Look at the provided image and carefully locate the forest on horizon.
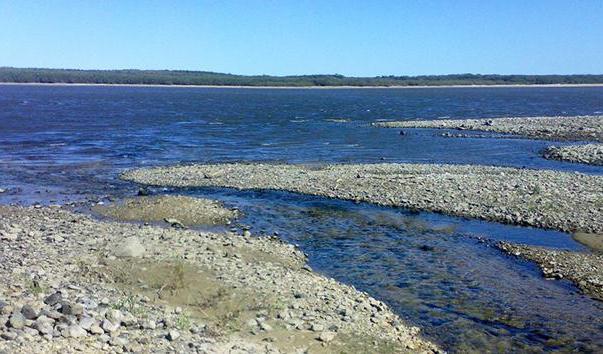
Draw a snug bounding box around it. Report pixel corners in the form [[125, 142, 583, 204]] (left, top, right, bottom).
[[2, 67, 603, 87]]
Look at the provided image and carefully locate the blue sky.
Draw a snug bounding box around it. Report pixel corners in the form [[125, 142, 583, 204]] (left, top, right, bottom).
[[1, 0, 602, 76]]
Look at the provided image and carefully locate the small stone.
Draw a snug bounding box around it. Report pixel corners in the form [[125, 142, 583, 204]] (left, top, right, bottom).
[[106, 309, 123, 324], [44, 292, 62, 306], [101, 319, 120, 333], [259, 322, 272, 332], [79, 317, 96, 330], [90, 324, 104, 335], [34, 316, 55, 335], [61, 302, 84, 316], [1, 331, 17, 340], [310, 323, 324, 332], [167, 329, 180, 341], [110, 336, 129, 347], [318, 331, 336, 343], [66, 324, 87, 338], [9, 312, 26, 329], [114, 237, 145, 258], [164, 218, 184, 228], [142, 319, 156, 330], [243, 230, 252, 237], [21, 305, 38, 320]]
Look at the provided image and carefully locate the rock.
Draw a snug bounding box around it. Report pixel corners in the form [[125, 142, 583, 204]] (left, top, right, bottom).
[[318, 331, 336, 343], [310, 323, 324, 332], [61, 302, 84, 316], [90, 324, 104, 335], [44, 292, 62, 306], [20, 305, 38, 320], [0, 331, 17, 340], [8, 312, 26, 329], [79, 317, 96, 330], [34, 316, 55, 335], [137, 187, 151, 196], [114, 237, 145, 258], [243, 230, 252, 237], [164, 218, 185, 228], [106, 309, 124, 324], [101, 319, 120, 333], [167, 329, 180, 341], [0, 188, 6, 193], [66, 324, 87, 338], [110, 336, 129, 347], [259, 322, 272, 332]]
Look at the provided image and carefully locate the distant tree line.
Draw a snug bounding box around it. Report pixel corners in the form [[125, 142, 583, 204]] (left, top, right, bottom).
[[1, 67, 603, 87]]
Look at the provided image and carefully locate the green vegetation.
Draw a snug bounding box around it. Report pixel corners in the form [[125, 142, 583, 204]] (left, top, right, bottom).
[[1, 67, 603, 87]]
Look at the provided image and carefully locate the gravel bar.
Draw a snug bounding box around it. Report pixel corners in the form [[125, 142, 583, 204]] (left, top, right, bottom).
[[498, 242, 603, 301], [122, 163, 603, 234], [374, 115, 603, 142], [0, 205, 438, 353], [543, 144, 603, 166]]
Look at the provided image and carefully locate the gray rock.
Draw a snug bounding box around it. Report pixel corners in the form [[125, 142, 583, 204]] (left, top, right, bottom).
[[167, 329, 180, 341], [106, 309, 123, 324], [0, 331, 17, 340], [65, 324, 87, 338], [101, 319, 120, 333], [60, 302, 84, 316], [8, 312, 26, 329], [318, 331, 336, 343], [90, 324, 104, 335], [33, 316, 55, 335], [20, 305, 38, 320], [79, 317, 96, 331], [44, 292, 62, 306], [114, 237, 145, 258]]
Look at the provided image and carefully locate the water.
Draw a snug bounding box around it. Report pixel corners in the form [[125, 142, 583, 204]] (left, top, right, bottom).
[[1, 84, 603, 352]]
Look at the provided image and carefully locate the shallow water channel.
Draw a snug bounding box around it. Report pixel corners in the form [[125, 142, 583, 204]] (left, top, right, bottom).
[[161, 187, 602, 353]]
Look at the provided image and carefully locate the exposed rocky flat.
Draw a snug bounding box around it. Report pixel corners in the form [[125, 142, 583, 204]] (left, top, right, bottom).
[[92, 195, 238, 226], [374, 115, 603, 142], [122, 163, 603, 234], [0, 205, 438, 353], [543, 144, 603, 166], [498, 242, 603, 301]]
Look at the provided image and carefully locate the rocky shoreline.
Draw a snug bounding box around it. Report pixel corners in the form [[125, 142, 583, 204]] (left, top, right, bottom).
[[122, 162, 603, 234], [543, 144, 603, 166], [498, 242, 603, 301], [374, 115, 603, 142], [0, 205, 438, 353]]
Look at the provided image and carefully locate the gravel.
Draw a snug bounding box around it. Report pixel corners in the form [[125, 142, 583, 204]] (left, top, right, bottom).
[[0, 205, 438, 353], [543, 144, 603, 166], [498, 242, 603, 301], [373, 115, 603, 142], [122, 163, 603, 234]]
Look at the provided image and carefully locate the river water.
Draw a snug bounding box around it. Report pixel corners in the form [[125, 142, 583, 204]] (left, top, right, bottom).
[[1, 84, 602, 352]]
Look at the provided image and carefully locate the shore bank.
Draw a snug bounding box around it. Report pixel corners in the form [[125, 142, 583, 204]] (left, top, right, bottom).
[[121, 163, 603, 234], [543, 144, 603, 166], [0, 205, 438, 353], [4, 82, 603, 89], [498, 242, 603, 301], [374, 115, 603, 142]]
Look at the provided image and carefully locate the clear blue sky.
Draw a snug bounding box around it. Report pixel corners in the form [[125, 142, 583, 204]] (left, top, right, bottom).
[[1, 0, 602, 76]]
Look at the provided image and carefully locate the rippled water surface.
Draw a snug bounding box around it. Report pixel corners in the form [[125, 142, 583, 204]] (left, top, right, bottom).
[[1, 85, 603, 352]]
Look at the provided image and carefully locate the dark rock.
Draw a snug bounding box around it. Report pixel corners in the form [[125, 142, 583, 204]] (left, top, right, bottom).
[[21, 305, 38, 320], [44, 292, 62, 306], [137, 187, 150, 196]]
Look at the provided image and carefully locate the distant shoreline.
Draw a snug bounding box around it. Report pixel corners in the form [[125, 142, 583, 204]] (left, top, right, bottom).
[[3, 82, 603, 89]]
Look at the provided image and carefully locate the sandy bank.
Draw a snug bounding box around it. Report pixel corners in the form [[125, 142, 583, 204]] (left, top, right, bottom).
[[543, 144, 603, 166], [498, 242, 603, 301], [0, 205, 438, 353], [374, 115, 603, 142], [92, 195, 237, 226], [121, 163, 603, 234]]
